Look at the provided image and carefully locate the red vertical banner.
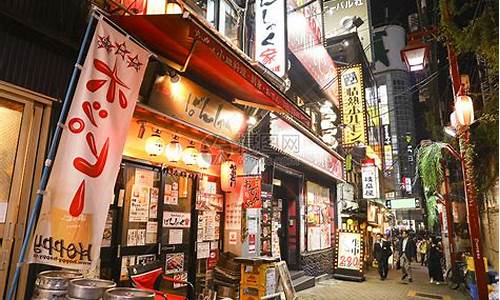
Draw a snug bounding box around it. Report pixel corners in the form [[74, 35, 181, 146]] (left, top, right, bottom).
[[29, 19, 149, 270], [242, 176, 262, 209]]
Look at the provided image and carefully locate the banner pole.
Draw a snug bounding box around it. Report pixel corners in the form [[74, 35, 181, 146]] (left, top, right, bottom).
[[6, 12, 97, 300]]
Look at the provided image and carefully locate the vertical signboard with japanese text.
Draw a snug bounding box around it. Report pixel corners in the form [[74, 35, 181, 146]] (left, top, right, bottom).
[[30, 19, 149, 269], [361, 160, 380, 199], [255, 0, 286, 77], [339, 65, 367, 146]]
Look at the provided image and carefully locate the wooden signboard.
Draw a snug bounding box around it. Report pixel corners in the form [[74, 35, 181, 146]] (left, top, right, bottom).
[[276, 261, 297, 300]]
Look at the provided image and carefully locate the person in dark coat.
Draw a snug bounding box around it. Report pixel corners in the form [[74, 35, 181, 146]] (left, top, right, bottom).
[[397, 230, 417, 282], [373, 233, 393, 280], [427, 237, 444, 284]]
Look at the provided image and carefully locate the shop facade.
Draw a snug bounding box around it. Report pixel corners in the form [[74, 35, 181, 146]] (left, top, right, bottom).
[[251, 114, 344, 277], [16, 5, 310, 299]]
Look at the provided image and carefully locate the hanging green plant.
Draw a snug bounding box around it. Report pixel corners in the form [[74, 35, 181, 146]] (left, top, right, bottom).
[[416, 142, 446, 193], [426, 194, 438, 229]]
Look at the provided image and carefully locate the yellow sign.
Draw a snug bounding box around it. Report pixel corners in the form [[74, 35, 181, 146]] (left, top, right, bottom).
[[339, 65, 367, 146]]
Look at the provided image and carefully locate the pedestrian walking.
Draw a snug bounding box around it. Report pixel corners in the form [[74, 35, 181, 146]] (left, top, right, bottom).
[[397, 230, 416, 282], [373, 233, 393, 280], [418, 237, 428, 266], [427, 237, 444, 284]]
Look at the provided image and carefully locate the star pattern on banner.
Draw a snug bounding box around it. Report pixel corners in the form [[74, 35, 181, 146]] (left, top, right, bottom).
[[97, 35, 114, 53], [126, 54, 143, 72], [114, 41, 130, 60]]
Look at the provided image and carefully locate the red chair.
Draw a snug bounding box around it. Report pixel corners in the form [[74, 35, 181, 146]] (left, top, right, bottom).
[[128, 261, 193, 300]]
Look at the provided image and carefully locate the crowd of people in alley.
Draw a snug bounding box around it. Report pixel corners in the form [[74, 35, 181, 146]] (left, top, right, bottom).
[[372, 230, 445, 284]]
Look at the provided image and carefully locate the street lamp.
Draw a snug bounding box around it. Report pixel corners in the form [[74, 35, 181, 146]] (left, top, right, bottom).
[[403, 26, 487, 297], [400, 38, 430, 72], [454, 95, 475, 126]]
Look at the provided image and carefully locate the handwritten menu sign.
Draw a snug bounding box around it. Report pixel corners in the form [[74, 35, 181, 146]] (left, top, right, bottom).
[[242, 176, 262, 208], [150, 75, 247, 142]]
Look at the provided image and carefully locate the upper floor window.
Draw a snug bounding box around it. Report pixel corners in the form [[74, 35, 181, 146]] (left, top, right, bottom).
[[219, 0, 241, 47]]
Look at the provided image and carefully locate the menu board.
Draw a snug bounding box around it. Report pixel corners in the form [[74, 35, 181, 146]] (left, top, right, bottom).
[[337, 231, 363, 271], [129, 184, 150, 222]]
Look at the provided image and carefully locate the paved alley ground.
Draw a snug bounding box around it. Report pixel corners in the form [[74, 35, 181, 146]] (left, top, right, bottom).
[[297, 264, 471, 300]]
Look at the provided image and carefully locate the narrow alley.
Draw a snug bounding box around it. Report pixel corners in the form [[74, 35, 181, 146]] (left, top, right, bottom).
[[298, 265, 470, 300]]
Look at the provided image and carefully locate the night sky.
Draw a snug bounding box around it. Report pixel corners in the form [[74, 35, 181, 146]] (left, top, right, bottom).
[[370, 0, 418, 30]]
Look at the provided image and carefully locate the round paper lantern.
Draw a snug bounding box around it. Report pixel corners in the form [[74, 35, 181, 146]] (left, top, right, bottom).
[[182, 142, 198, 165], [197, 146, 212, 169], [145, 130, 165, 156], [220, 159, 237, 192], [455, 95, 474, 126], [165, 136, 183, 162]]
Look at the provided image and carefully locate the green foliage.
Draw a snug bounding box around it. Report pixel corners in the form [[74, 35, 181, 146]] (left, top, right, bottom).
[[416, 143, 446, 193], [426, 195, 438, 229], [440, 0, 499, 71], [471, 98, 499, 195]]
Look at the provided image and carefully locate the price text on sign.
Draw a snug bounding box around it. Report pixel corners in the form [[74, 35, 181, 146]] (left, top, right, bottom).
[[337, 231, 362, 271]]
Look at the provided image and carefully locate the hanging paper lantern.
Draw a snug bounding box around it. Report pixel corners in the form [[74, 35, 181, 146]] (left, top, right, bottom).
[[145, 130, 165, 156], [165, 136, 183, 162], [220, 159, 237, 192], [197, 146, 212, 169], [455, 95, 475, 126], [182, 141, 198, 165]]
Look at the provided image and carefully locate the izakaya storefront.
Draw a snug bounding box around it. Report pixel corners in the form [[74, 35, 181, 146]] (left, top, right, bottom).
[[253, 114, 344, 277], [22, 10, 309, 300]]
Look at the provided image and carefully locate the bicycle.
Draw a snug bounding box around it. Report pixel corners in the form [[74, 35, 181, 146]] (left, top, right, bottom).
[[446, 260, 468, 290]]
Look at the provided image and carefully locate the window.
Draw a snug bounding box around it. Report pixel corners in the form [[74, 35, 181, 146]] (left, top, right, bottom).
[[305, 181, 333, 251], [191, 0, 216, 26], [218, 0, 241, 47]]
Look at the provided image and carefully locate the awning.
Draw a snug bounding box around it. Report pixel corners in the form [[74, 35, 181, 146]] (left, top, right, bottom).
[[111, 13, 311, 127]]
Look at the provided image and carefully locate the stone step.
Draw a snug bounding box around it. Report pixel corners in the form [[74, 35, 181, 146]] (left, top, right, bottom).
[[290, 270, 306, 281], [292, 275, 315, 292]]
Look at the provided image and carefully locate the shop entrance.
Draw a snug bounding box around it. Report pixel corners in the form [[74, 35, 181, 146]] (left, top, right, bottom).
[[273, 168, 302, 270]]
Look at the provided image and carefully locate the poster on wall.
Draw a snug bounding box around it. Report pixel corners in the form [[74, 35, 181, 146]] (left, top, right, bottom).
[[130, 185, 150, 222], [164, 183, 179, 205], [165, 252, 184, 274], [307, 227, 321, 251], [135, 169, 154, 186], [149, 187, 158, 219], [146, 221, 157, 244], [335, 231, 364, 276], [136, 254, 155, 265], [101, 210, 113, 247], [29, 18, 150, 270]]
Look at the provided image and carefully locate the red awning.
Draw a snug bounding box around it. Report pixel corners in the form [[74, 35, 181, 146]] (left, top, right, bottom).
[[111, 13, 311, 126]]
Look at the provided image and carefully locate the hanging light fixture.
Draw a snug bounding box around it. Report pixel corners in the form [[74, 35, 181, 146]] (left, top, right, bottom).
[[145, 129, 165, 156], [400, 38, 430, 72], [220, 158, 237, 192], [197, 145, 212, 169], [454, 95, 475, 126], [182, 141, 198, 165], [165, 135, 183, 162], [165, 0, 182, 14]]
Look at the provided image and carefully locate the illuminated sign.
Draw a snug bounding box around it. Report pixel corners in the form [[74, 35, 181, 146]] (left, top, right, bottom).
[[255, 0, 286, 77], [324, 0, 373, 62], [339, 65, 367, 146], [288, 0, 339, 107], [150, 75, 247, 142], [269, 116, 344, 180], [361, 160, 379, 199], [336, 231, 363, 271]]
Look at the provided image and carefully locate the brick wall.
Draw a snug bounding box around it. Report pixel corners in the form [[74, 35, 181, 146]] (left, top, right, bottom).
[[300, 248, 334, 277]]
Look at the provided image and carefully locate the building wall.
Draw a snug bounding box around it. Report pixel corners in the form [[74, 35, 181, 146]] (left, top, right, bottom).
[[375, 70, 416, 196], [480, 181, 499, 272]]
